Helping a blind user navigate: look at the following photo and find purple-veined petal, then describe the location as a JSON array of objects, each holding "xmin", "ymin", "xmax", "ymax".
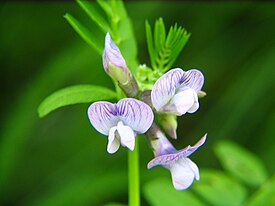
[
  {"xmin": 147, "ymin": 134, "xmax": 207, "ymax": 169},
  {"xmin": 169, "ymin": 158, "xmax": 197, "ymax": 190},
  {"xmin": 103, "ymin": 32, "xmax": 127, "ymax": 73},
  {"xmin": 151, "ymin": 68, "xmax": 184, "ymax": 111},
  {"xmin": 179, "ymin": 69, "xmax": 204, "ymax": 93},
  {"xmin": 147, "ymin": 152, "xmax": 178, "ymax": 169},
  {"xmin": 107, "ymin": 127, "xmax": 120, "ymax": 154},
  {"xmin": 178, "ymin": 134, "xmax": 207, "ymax": 157},
  {"xmin": 163, "ymin": 87, "xmax": 197, "ymax": 115},
  {"xmin": 117, "ymin": 121, "xmax": 135, "ymax": 151},
  {"xmin": 117, "ymin": 98, "xmax": 154, "ymax": 133},
  {"xmin": 88, "ymin": 101, "xmax": 119, "ymax": 135},
  {"xmin": 149, "ymin": 127, "xmax": 178, "ymax": 157}
]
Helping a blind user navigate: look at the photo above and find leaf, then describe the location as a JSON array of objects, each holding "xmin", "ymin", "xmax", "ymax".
[
  {"xmin": 161, "ymin": 24, "xmax": 190, "ymax": 71},
  {"xmin": 143, "ymin": 177, "xmax": 204, "ymax": 206},
  {"xmin": 64, "ymin": 13, "xmax": 103, "ymax": 54},
  {"xmin": 245, "ymin": 173, "xmax": 275, "ymax": 206},
  {"xmin": 214, "ymin": 140, "xmax": 268, "ymax": 187},
  {"xmin": 145, "ymin": 20, "xmax": 190, "ymax": 72},
  {"xmin": 97, "ymin": 0, "xmax": 116, "ymax": 18},
  {"xmin": 192, "ymin": 169, "xmax": 248, "ymax": 206},
  {"xmin": 145, "ymin": 20, "xmax": 156, "ymax": 69},
  {"xmin": 38, "ymin": 85, "xmax": 117, "ymax": 118},
  {"xmin": 77, "ymin": 0, "xmax": 110, "ymax": 32},
  {"xmin": 154, "ymin": 18, "xmax": 166, "ymax": 54}
]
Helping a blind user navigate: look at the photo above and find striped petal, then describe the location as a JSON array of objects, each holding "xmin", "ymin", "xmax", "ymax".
[
  {"xmin": 147, "ymin": 134, "xmax": 207, "ymax": 169},
  {"xmin": 177, "ymin": 134, "xmax": 207, "ymax": 157},
  {"xmin": 179, "ymin": 69, "xmax": 204, "ymax": 93},
  {"xmin": 117, "ymin": 98, "xmax": 154, "ymax": 133},
  {"xmin": 151, "ymin": 68, "xmax": 184, "ymax": 111},
  {"xmin": 88, "ymin": 101, "xmax": 119, "ymax": 135}
]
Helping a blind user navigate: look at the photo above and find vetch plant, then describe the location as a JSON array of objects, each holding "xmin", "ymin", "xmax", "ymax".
[{"xmin": 37, "ymin": 1, "xmax": 207, "ymax": 205}]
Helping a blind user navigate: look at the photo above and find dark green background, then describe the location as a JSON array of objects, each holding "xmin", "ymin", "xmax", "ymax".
[{"xmin": 1, "ymin": 2, "xmax": 274, "ymax": 205}]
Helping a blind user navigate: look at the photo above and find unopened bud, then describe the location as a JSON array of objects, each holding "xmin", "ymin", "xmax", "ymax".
[{"xmin": 102, "ymin": 33, "xmax": 138, "ymax": 97}]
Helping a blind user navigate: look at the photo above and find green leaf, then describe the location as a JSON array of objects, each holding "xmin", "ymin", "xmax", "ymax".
[
  {"xmin": 38, "ymin": 84, "xmax": 117, "ymax": 118},
  {"xmin": 97, "ymin": 0, "xmax": 116, "ymax": 18},
  {"xmin": 192, "ymin": 169, "xmax": 248, "ymax": 206},
  {"xmin": 64, "ymin": 13, "xmax": 103, "ymax": 54},
  {"xmin": 145, "ymin": 20, "xmax": 190, "ymax": 72},
  {"xmin": 154, "ymin": 18, "xmax": 166, "ymax": 54},
  {"xmin": 145, "ymin": 20, "xmax": 156, "ymax": 69},
  {"xmin": 165, "ymin": 27, "xmax": 190, "ymax": 69},
  {"xmin": 245, "ymin": 174, "xmax": 275, "ymax": 206},
  {"xmin": 161, "ymin": 24, "xmax": 190, "ymax": 71},
  {"xmin": 77, "ymin": 0, "xmax": 110, "ymax": 33},
  {"xmin": 214, "ymin": 140, "xmax": 268, "ymax": 187},
  {"xmin": 143, "ymin": 177, "xmax": 204, "ymax": 206}
]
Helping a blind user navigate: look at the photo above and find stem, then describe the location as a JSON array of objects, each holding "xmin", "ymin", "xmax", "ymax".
[{"xmin": 128, "ymin": 138, "xmax": 140, "ymax": 206}]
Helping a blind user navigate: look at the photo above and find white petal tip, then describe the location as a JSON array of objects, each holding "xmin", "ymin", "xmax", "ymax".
[
  {"xmin": 127, "ymin": 143, "xmax": 135, "ymax": 151},
  {"xmin": 107, "ymin": 149, "xmax": 117, "ymax": 154}
]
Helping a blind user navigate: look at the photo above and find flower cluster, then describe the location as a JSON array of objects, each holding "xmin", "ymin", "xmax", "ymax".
[{"xmin": 88, "ymin": 32, "xmax": 207, "ymax": 190}]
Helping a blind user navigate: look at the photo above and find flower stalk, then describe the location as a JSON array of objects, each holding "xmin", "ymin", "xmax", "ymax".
[{"xmin": 128, "ymin": 138, "xmax": 140, "ymax": 206}]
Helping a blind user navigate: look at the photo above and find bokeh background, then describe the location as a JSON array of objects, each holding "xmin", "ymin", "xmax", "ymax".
[{"xmin": 1, "ymin": 2, "xmax": 274, "ymax": 205}]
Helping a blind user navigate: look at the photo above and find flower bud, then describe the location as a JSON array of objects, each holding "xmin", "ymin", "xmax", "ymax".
[{"xmin": 102, "ymin": 33, "xmax": 138, "ymax": 97}]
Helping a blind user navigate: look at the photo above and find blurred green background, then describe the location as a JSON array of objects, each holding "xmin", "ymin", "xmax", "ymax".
[{"xmin": 0, "ymin": 2, "xmax": 274, "ymax": 206}]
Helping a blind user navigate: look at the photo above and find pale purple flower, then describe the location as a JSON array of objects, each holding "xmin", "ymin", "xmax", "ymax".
[
  {"xmin": 151, "ymin": 68, "xmax": 204, "ymax": 116},
  {"xmin": 146, "ymin": 123, "xmax": 207, "ymax": 190},
  {"xmin": 88, "ymin": 98, "xmax": 154, "ymax": 154}
]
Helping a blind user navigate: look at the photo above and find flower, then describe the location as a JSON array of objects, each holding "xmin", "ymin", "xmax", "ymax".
[
  {"xmin": 151, "ymin": 68, "xmax": 204, "ymax": 116},
  {"xmin": 88, "ymin": 98, "xmax": 154, "ymax": 154},
  {"xmin": 102, "ymin": 32, "xmax": 138, "ymax": 97},
  {"xmin": 146, "ymin": 123, "xmax": 207, "ymax": 190}
]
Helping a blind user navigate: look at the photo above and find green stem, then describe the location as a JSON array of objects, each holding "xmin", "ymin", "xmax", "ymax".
[{"xmin": 128, "ymin": 138, "xmax": 140, "ymax": 206}]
